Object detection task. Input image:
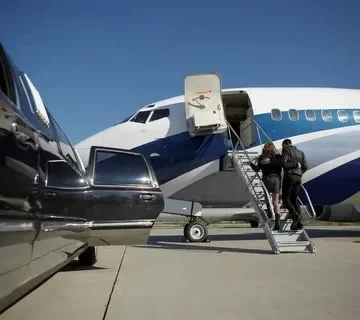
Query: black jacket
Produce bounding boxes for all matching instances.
[250,153,283,177]
[282,146,308,177]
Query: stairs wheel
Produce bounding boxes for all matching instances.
[184,220,208,243]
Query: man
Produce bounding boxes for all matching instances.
[281,139,308,230]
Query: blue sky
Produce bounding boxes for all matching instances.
[2,0,359,143]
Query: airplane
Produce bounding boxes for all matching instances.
[75,72,360,242]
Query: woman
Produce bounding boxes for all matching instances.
[250,142,283,230]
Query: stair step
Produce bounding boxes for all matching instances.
[233,149,315,254]
[277,241,310,252]
[272,231,304,242]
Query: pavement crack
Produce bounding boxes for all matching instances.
[102,246,127,320]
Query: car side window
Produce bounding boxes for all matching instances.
[0,45,16,104]
[48,113,80,169]
[46,160,88,188]
[93,150,152,186]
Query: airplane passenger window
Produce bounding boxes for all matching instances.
[149,109,170,122]
[46,160,88,188]
[271,109,282,121]
[337,110,348,122]
[321,110,332,122]
[353,111,360,123]
[288,109,299,121]
[305,109,316,121]
[130,111,151,124]
[93,150,152,186]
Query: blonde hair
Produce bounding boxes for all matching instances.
[262,143,276,156]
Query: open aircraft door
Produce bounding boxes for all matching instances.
[184,73,227,136]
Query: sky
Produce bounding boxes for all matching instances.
[1,0,359,144]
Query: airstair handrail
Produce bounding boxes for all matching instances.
[250,118,317,220]
[252,118,274,145]
[299,185,316,219]
[227,122,274,222]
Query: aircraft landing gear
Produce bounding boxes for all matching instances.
[183,218,210,243]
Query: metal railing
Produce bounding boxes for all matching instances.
[228,118,316,220]
[227,122,274,222]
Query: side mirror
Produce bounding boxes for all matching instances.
[20,73,50,128]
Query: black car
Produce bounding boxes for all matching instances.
[0,42,164,313]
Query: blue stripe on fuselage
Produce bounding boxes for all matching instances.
[131,131,228,185]
[299,156,360,205]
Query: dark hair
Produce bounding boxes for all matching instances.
[282,139,292,146]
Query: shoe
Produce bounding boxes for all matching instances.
[290,217,299,231]
[273,214,280,231]
[297,220,303,229]
[265,210,273,219]
[273,220,280,231]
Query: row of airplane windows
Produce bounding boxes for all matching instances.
[271,108,360,123]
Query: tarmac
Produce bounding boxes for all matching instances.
[2,225,360,320]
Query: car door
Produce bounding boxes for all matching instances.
[0,44,39,312]
[42,146,164,246]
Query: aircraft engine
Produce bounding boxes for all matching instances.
[313,204,360,222]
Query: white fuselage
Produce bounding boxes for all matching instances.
[75,87,360,222]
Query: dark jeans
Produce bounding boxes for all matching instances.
[282,174,302,219]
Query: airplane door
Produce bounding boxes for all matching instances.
[184,73,227,136]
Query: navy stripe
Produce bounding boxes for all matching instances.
[299,156,360,205]
[131,132,228,185]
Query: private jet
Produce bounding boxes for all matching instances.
[76,73,360,242]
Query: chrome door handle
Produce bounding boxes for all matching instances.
[140,194,156,201]
[44,191,56,198]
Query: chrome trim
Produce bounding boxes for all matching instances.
[86,220,155,229]
[40,220,155,232]
[0,221,35,232]
[41,221,88,232]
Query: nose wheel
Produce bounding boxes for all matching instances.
[183,219,210,243]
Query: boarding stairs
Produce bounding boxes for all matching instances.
[228,122,316,254]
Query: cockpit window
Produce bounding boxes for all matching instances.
[149,109,170,122]
[130,111,151,124]
[120,113,135,123]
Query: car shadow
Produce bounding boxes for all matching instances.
[59,260,109,272]
[136,241,273,255]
